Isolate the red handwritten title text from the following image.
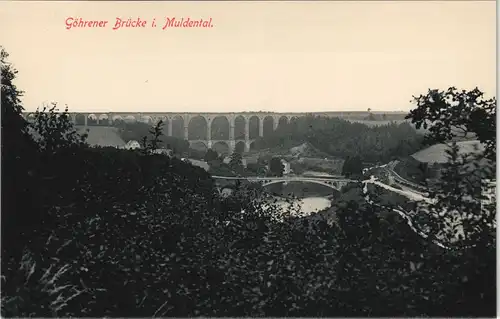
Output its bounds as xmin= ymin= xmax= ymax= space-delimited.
xmin=65 ymin=17 xmax=214 ymax=30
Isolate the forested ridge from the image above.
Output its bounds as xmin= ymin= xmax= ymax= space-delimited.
xmin=1 ymin=47 xmax=496 ymax=317
xmin=117 ymin=116 xmax=424 ymax=164
xmin=252 ymin=116 xmax=424 ymax=163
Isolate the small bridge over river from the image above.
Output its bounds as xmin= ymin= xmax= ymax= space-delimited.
xmin=212 ymin=175 xmax=356 ymax=191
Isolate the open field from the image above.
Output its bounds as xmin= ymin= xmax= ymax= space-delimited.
xmin=411 ymin=140 xmax=484 ymax=164
xmin=347 ymin=119 xmax=409 ymax=126
xmin=76 ymin=126 xmax=126 ymax=148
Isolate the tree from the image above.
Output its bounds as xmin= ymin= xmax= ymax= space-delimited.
xmin=1 ymin=47 xmax=27 ymax=139
xmin=28 ymin=103 xmax=88 ymax=153
xmin=229 ymin=152 xmax=244 ymax=174
xmin=269 ymin=157 xmax=284 ymax=177
xmin=407 ymin=87 xmax=496 ymax=162
xmin=204 ymin=149 xmax=219 ymax=162
xmin=138 ymin=121 xmax=164 ymax=155
xmin=342 ymin=156 xmax=363 ymax=178
xmin=406 ymin=87 xmax=496 ymax=243
xmin=405 ymin=87 xmax=496 ymax=315
xmin=147 ymin=120 xmax=164 ymax=151
xmin=1 ymin=46 xmax=35 ymax=252
xmin=246 ymin=162 xmax=266 ymax=176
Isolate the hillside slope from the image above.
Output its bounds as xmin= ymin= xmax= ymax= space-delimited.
xmin=411 ymin=140 xmax=484 ymax=164
xmin=76 ymin=126 xmax=126 ymax=148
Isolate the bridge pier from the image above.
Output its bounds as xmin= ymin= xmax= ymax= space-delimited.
xmin=245 ymin=120 xmax=250 ymax=144
xmin=183 ymin=124 xmax=189 ymax=140
xmin=229 ymin=140 xmax=235 ymax=154
xmin=167 ymin=117 xmax=173 ymax=136
xmin=245 ymin=140 xmax=251 ymax=152
xmin=206 ymin=120 xmax=212 ymax=142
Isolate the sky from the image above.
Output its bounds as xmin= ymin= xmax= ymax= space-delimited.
xmin=1 ymin=1 xmax=496 ymax=113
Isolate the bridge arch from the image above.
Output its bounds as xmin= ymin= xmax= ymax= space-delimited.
xmin=98 ymin=114 xmax=109 ymax=126
xmin=249 ymin=141 xmax=258 ymax=151
xmin=234 ymin=115 xmax=246 ymax=140
xmin=188 ymin=116 xmax=208 ymax=140
xmin=139 ymin=115 xmax=153 ymax=124
xmin=234 ymin=141 xmax=246 ymax=154
xmin=151 ymin=116 xmax=164 ymax=125
xmin=262 ymin=116 xmax=274 ymax=137
xmin=88 ymin=114 xmax=97 ymax=125
xmin=289 ymin=116 xmax=300 ymax=131
xmin=190 ymin=140 xmax=208 ymax=152
xmin=212 ymin=141 xmax=230 ymax=156
xmin=277 ymin=116 xmax=288 ymax=130
xmin=248 ymin=116 xmax=260 ymax=139
xmin=112 ymin=115 xmax=123 ymax=124
xmin=211 ymin=116 xmax=230 ymax=140
xmin=124 ymin=115 xmax=136 ymax=123
xmin=171 ymin=115 xmax=184 ymax=139
xmin=23 ymin=113 xmax=35 ymax=122
xmin=75 ymin=114 xmax=86 ymax=125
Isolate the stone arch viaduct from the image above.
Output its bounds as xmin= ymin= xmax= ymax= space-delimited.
xmin=22 ymin=111 xmax=407 ymax=154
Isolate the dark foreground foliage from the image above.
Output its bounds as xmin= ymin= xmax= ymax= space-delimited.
xmin=1 ymin=47 xmax=496 ymax=317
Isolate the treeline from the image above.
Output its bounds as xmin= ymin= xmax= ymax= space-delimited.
xmin=253 ymin=116 xmax=424 ymax=163
xmin=2 ymin=47 xmax=496 ymax=317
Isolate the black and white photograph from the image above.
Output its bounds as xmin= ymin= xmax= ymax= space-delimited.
xmin=1 ymin=1 xmax=497 ymax=317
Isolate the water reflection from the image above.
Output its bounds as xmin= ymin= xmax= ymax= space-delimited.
xmin=270 ymin=196 xmax=331 ymax=218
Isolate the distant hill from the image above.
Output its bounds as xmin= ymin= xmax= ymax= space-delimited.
xmin=346 ymin=119 xmax=428 ymax=135
xmin=26 ymin=125 xmax=123 ymax=148
xmin=76 ymin=126 xmax=126 ymax=148
xmin=411 ymin=140 xmax=485 ymax=164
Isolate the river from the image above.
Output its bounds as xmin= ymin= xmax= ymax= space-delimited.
xmin=219 ymin=187 xmax=332 ymax=217
xmin=274 ymin=196 xmax=332 ymax=216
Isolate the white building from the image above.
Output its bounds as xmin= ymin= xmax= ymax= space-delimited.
xmin=281 ymin=159 xmax=291 ymax=175
xmin=123 ymin=140 xmax=141 ymax=150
